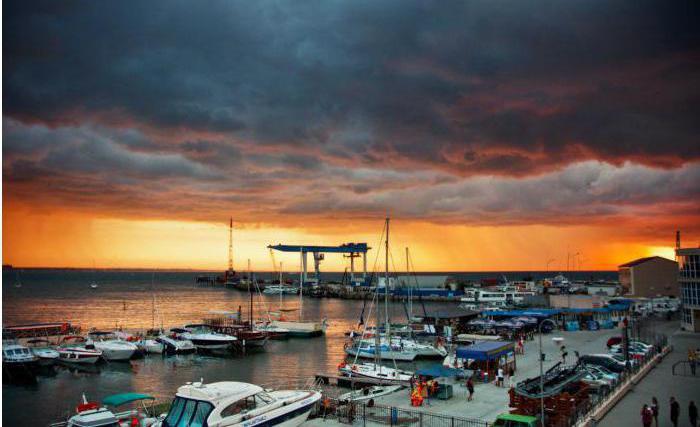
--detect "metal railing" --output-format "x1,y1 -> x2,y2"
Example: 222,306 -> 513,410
315,401 -> 488,427
672,360 -> 698,377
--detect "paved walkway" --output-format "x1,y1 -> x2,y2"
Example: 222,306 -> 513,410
598,327 -> 700,427
308,323 -> 646,425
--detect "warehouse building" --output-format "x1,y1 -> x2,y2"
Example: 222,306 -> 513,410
618,256 -> 678,297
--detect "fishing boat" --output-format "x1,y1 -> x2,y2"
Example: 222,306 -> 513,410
87,331 -> 139,361
152,380 -> 321,427
158,331 -> 196,354
178,324 -> 237,351
338,385 -> 404,402
26,338 -> 60,365
57,336 -> 103,364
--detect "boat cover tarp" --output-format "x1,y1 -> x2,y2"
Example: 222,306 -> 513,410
456,341 -> 515,361
103,393 -> 155,407
415,364 -> 468,378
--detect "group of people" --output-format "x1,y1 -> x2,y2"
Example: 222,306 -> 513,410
409,376 -> 440,406
493,366 -> 516,388
641,397 -> 697,427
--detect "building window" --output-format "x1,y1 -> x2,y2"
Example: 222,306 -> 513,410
682,308 -> 692,325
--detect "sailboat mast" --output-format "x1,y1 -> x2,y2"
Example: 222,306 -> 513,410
385,217 -> 390,336
299,249 -> 303,321
228,218 -> 234,272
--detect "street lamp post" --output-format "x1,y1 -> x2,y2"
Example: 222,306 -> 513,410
538,318 -> 557,427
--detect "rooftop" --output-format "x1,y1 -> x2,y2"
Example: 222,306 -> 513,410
618,256 -> 675,268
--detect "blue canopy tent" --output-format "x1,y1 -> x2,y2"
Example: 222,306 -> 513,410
456,341 -> 516,382
415,364 -> 468,379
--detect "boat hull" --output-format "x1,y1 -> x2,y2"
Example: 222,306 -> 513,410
270,321 -> 324,337
345,347 -> 417,361
58,349 -> 101,364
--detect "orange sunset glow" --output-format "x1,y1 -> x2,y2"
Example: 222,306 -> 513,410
3,2 -> 700,271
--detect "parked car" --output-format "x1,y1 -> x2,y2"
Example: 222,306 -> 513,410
609,345 -> 646,360
581,372 -> 614,393
493,413 -> 538,427
579,354 -> 632,373
584,364 -> 620,384
606,337 -> 622,348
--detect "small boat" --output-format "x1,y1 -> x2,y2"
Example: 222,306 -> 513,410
90,282 -> 99,289
254,323 -> 290,339
2,341 -> 39,376
338,385 -> 404,402
158,330 -> 196,354
26,338 -> 60,365
138,338 -> 165,354
178,324 -> 237,351
345,341 -> 418,361
152,380 -> 321,427
57,336 -> 102,365
88,331 -> 139,361
263,284 -> 299,295
60,393 -> 158,427
269,318 -> 326,337
339,362 -> 414,384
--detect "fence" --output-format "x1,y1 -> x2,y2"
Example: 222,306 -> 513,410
569,334 -> 670,427
317,401 -> 488,427
671,360 -> 698,377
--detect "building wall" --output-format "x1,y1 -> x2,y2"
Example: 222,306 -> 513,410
550,294 -> 604,309
586,285 -> 618,296
624,258 -> 678,297
618,268 -> 632,294
677,248 -> 700,332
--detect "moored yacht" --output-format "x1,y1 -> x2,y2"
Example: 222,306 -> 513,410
152,380 -> 321,427
2,341 -> 39,376
179,324 -> 237,351
57,336 -> 103,364
338,362 -> 413,384
26,338 -> 60,365
345,340 -> 418,361
158,330 -> 196,354
87,331 -> 139,361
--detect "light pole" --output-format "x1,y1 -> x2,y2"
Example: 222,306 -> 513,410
538,318 -> 557,427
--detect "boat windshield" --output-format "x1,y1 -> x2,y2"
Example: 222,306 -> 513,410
162,397 -> 214,427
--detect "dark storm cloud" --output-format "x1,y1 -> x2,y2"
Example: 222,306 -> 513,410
5,0 -> 700,176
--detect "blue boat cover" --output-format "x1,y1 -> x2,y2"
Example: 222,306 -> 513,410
456,341 -> 515,360
415,364 -> 466,378
103,393 -> 155,407
484,309 -> 561,318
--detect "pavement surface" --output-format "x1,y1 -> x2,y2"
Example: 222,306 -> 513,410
308,321 -> 665,426
598,325 -> 700,427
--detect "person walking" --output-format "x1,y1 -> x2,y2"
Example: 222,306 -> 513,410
670,397 -> 680,427
651,397 -> 659,427
497,367 -> 504,387
642,404 -> 653,427
466,376 -> 474,401
690,401 -> 698,427
689,348 -> 697,376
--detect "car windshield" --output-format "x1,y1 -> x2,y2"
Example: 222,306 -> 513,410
163,397 -> 214,427
611,354 -> 625,362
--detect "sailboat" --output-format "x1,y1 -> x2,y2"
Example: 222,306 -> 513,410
269,256 -> 327,337
14,271 -> 22,288
339,217 -> 415,384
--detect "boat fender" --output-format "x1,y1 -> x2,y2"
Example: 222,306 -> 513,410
338,362 -> 346,369
131,416 -> 139,426
352,365 -> 357,370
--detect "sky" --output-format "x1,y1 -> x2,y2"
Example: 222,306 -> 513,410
3,0 -> 699,271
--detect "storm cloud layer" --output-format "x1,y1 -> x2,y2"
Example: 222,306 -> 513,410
4,0 -> 700,232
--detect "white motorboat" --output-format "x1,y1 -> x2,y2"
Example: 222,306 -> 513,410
152,380 -> 321,427
62,393 -> 158,427
2,341 -> 39,376
158,331 -> 197,354
339,362 -> 413,384
57,336 -> 103,365
269,320 -> 326,337
263,284 -> 299,295
25,338 -> 60,365
345,341 -> 418,361
90,282 -> 99,289
88,331 -> 138,361
349,336 -> 447,359
338,385 -> 404,402
179,324 -> 237,351
138,338 -> 165,354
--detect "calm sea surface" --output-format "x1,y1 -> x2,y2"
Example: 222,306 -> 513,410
2,269 -> 614,426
